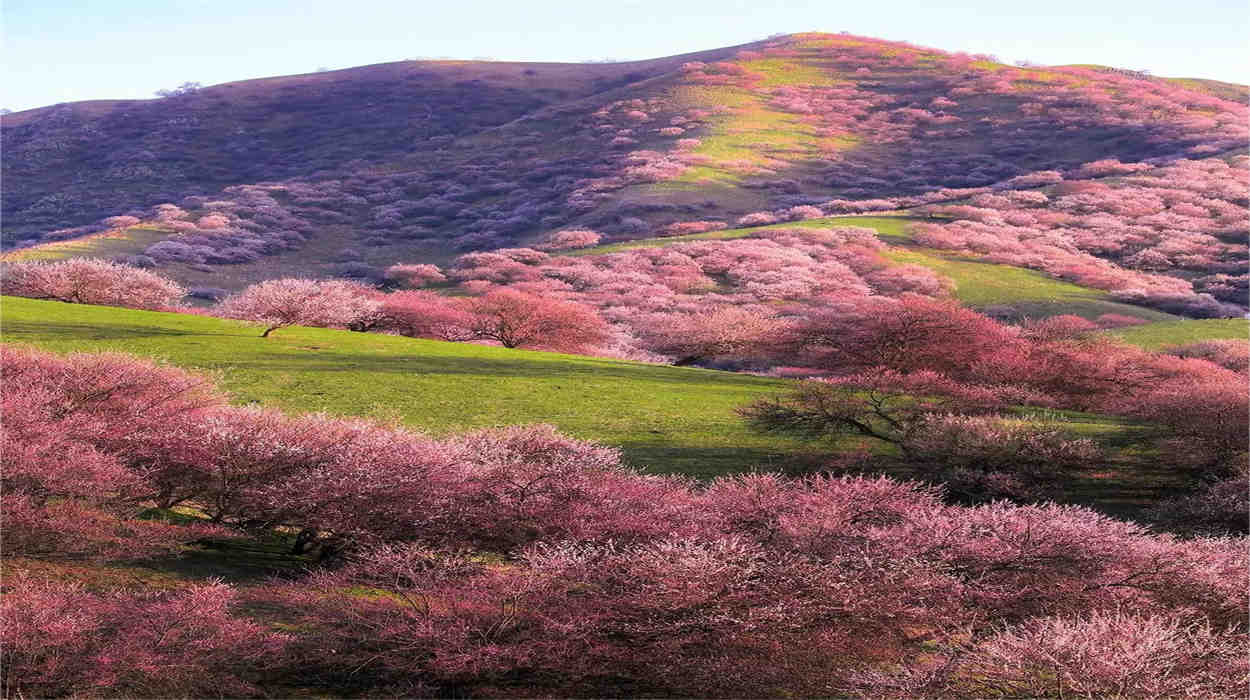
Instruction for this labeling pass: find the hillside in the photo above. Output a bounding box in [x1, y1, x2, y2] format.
[5, 33, 1246, 320]
[1, 42, 755, 238]
[0, 295, 813, 478]
[8, 294, 1236, 519]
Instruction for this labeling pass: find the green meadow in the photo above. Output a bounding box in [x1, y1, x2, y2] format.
[1108, 318, 1248, 349]
[1, 296, 811, 478]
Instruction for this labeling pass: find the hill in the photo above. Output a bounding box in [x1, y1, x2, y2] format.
[5, 33, 1246, 310]
[1, 41, 755, 239]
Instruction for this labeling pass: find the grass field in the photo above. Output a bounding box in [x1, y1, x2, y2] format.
[664, 77, 856, 185]
[1108, 318, 1248, 349]
[1, 296, 814, 478]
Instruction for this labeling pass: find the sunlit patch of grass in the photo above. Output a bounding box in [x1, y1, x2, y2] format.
[1008, 67, 1082, 89]
[738, 58, 840, 88]
[667, 80, 857, 184]
[1107, 318, 1249, 349]
[883, 248, 1114, 306]
[881, 248, 1172, 320]
[0, 224, 173, 262]
[1163, 77, 1248, 102]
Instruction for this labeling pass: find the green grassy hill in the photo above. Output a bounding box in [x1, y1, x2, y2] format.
[1, 296, 812, 478]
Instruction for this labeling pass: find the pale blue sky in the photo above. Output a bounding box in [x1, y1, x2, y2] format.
[4, 0, 1248, 112]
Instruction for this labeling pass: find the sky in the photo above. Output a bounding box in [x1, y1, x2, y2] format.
[4, 0, 1248, 112]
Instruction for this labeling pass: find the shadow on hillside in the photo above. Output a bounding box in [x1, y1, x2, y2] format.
[2, 320, 254, 341]
[619, 442, 821, 479]
[230, 350, 779, 386]
[124, 534, 316, 584]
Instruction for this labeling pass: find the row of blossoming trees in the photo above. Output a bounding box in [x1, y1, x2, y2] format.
[4, 254, 1246, 518]
[4, 255, 1246, 479]
[4, 343, 1246, 698]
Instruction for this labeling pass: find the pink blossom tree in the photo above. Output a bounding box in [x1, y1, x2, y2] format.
[2, 578, 286, 698]
[464, 289, 609, 351]
[641, 307, 788, 365]
[1, 258, 185, 310]
[376, 289, 475, 340]
[383, 263, 446, 288]
[536, 229, 602, 251]
[217, 278, 382, 337]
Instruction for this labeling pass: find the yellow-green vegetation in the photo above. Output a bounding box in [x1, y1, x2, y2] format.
[0, 224, 172, 262]
[738, 57, 840, 88]
[882, 247, 1104, 306]
[662, 66, 856, 186]
[0, 296, 812, 478]
[881, 247, 1177, 321]
[1107, 318, 1249, 349]
[1163, 77, 1249, 102]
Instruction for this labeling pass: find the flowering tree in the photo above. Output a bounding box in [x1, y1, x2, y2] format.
[1167, 339, 1249, 374]
[374, 289, 474, 340]
[739, 374, 1097, 501]
[6, 342, 1246, 697]
[856, 612, 1247, 698]
[2, 578, 285, 698]
[0, 346, 226, 557]
[217, 278, 381, 337]
[383, 263, 446, 288]
[1, 258, 185, 310]
[786, 295, 1020, 377]
[464, 289, 609, 351]
[537, 229, 602, 251]
[641, 306, 788, 365]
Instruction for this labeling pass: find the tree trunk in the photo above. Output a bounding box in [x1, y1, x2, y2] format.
[291, 528, 319, 555]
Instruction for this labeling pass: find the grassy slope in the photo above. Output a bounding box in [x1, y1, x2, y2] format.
[1108, 318, 1249, 349]
[2, 295, 1190, 520]
[1, 296, 813, 478]
[879, 248, 1174, 322]
[570, 215, 1175, 322]
[0, 224, 173, 263]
